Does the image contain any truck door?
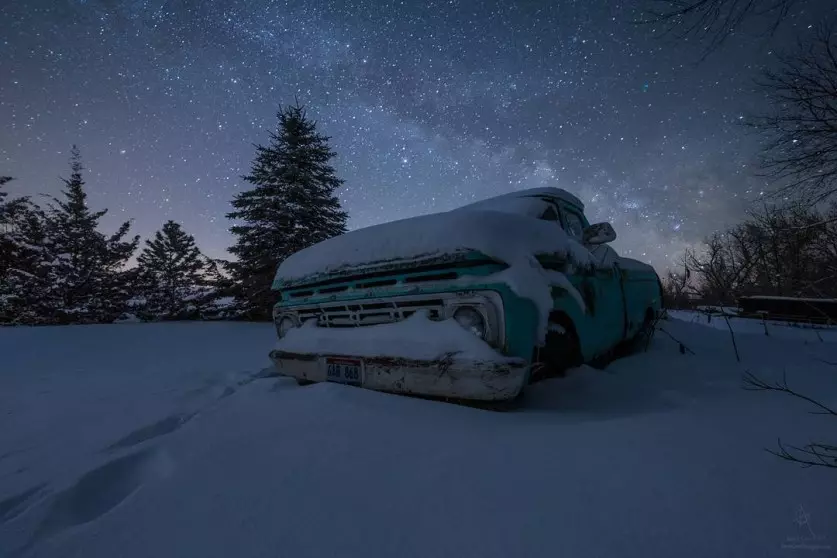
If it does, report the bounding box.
[562,209,626,354]
[588,244,628,350]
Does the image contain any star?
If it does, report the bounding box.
[0,0,830,272]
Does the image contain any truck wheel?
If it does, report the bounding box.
[531,321,582,383]
[296,378,315,386]
[620,310,654,356]
[634,310,655,348]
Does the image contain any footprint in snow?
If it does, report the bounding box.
[105,413,195,452]
[0,484,49,526]
[33,448,168,543]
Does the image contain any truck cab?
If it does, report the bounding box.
[268,187,662,402]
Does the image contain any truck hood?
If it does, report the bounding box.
[274,208,596,288]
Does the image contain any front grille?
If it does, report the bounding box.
[295,298,446,328]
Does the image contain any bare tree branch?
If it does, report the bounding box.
[742,369,837,416]
[657,326,698,354]
[767,439,837,468]
[637,0,801,57]
[742,369,837,469]
[751,23,837,204]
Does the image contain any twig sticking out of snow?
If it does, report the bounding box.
[759,312,770,336]
[768,440,837,469]
[721,314,741,363]
[643,313,665,352]
[813,357,837,366]
[742,369,837,470]
[657,327,696,355]
[696,307,741,362]
[742,370,837,417]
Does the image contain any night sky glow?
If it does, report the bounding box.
[1,0,832,271]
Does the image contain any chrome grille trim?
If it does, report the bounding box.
[297,299,447,328]
[278,291,505,348]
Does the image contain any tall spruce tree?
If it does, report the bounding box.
[43,146,139,323]
[136,220,213,320]
[227,103,348,319]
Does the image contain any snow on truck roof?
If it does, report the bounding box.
[276,203,594,282]
[273,187,593,344]
[275,187,591,284]
[456,187,584,216]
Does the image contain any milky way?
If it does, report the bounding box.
[1,0,830,271]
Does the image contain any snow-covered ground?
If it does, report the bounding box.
[1,314,836,557]
[670,309,837,342]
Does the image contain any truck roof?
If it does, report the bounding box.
[457,187,584,215]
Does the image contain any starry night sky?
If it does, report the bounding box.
[1,0,831,272]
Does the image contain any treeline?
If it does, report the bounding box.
[0,103,347,325]
[662,20,837,310]
[664,203,837,307]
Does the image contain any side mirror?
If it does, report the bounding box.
[583,222,617,245]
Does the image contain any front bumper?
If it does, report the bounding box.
[268,349,529,401]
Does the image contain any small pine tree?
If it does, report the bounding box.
[0,176,20,279]
[136,220,213,320]
[226,102,348,319]
[43,146,139,323]
[0,176,24,321]
[0,175,12,194]
[0,177,57,324]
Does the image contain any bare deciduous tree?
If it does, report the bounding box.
[639,0,800,53]
[753,24,837,205]
[685,229,756,304]
[662,268,693,308]
[684,202,837,303]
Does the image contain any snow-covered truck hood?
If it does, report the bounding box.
[273,208,596,287]
[273,207,599,344]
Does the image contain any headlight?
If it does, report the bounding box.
[453,306,486,339]
[275,315,296,338]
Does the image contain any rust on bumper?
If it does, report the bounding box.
[269,349,529,401]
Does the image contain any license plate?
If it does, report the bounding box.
[325,357,362,386]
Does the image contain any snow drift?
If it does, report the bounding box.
[2,315,836,558]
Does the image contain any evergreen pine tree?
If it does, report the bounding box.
[0,177,56,324]
[0,175,12,193]
[0,176,25,321]
[43,146,139,323]
[227,102,348,319]
[136,220,213,320]
[0,176,21,279]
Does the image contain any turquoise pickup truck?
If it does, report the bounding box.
[268,187,662,402]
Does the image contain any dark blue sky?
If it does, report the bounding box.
[1,0,831,271]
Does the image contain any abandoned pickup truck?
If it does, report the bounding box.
[268,187,662,402]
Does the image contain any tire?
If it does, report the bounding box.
[634,310,655,348]
[620,310,654,356]
[295,378,316,386]
[531,321,582,383]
